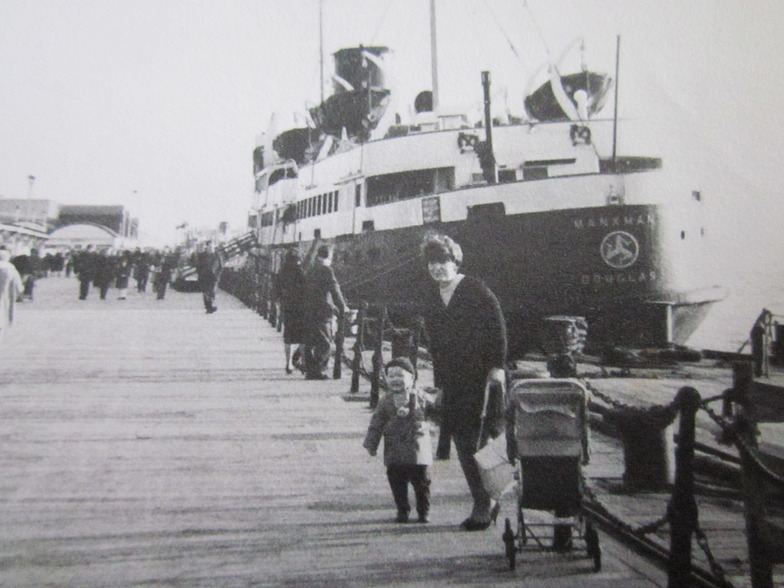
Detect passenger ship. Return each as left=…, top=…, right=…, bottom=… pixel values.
left=248, top=22, right=723, bottom=356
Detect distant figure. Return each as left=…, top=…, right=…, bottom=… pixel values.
left=133, top=248, right=149, bottom=293
left=421, top=233, right=507, bottom=531
left=154, top=247, right=177, bottom=300
left=74, top=245, right=98, bottom=300
left=363, top=357, right=436, bottom=523
left=195, top=241, right=223, bottom=313
left=278, top=249, right=308, bottom=374
left=304, top=244, right=347, bottom=380
left=115, top=252, right=132, bottom=300
left=0, top=248, right=24, bottom=341
left=93, top=250, right=115, bottom=300
left=11, top=248, right=40, bottom=302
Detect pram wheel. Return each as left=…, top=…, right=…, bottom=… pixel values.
left=503, top=518, right=516, bottom=570
left=585, top=522, right=601, bottom=572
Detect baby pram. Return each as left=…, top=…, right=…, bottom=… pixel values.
left=501, top=377, right=601, bottom=571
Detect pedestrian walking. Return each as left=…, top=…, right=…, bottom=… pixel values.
left=278, top=249, right=308, bottom=374
left=133, top=249, right=149, bottom=293
left=195, top=241, right=223, bottom=313
left=154, top=248, right=176, bottom=300
left=363, top=357, right=436, bottom=523
left=303, top=244, right=347, bottom=380
left=93, top=250, right=115, bottom=300
left=115, top=252, right=132, bottom=300
left=420, top=233, right=507, bottom=531
left=0, top=248, right=23, bottom=342
left=74, top=245, right=98, bottom=300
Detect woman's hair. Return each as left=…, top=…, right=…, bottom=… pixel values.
left=421, top=234, right=462, bottom=265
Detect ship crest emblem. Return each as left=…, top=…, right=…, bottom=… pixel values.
left=600, top=231, right=639, bottom=269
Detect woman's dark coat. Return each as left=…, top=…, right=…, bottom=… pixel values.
left=422, top=275, right=507, bottom=445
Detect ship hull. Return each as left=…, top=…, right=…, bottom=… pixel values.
left=260, top=200, right=722, bottom=357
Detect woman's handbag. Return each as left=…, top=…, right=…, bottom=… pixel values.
left=474, top=380, right=515, bottom=499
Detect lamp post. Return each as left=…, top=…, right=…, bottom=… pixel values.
left=27, top=175, right=35, bottom=225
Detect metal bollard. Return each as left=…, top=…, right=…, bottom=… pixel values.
left=667, top=386, right=701, bottom=588
left=351, top=302, right=367, bottom=394
left=333, top=310, right=345, bottom=380
left=751, top=322, right=766, bottom=377
left=369, top=306, right=386, bottom=409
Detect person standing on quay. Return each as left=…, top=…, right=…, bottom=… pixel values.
left=421, top=233, right=507, bottom=531
left=93, top=249, right=115, bottom=300
left=0, top=248, right=23, bottom=341
left=196, top=241, right=223, bottom=313
left=304, top=244, right=347, bottom=380
left=154, top=247, right=177, bottom=300
left=74, top=245, right=97, bottom=300
left=278, top=249, right=308, bottom=374
left=115, top=251, right=133, bottom=300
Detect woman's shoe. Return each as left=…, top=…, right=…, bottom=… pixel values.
left=460, top=502, right=500, bottom=531
left=285, top=366, right=293, bottom=374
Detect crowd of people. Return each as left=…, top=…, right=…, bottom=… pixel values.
left=0, top=245, right=182, bottom=304
left=71, top=246, right=180, bottom=301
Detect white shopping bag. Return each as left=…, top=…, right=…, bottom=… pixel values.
left=474, top=434, right=516, bottom=499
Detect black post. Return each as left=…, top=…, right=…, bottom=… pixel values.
left=369, top=305, right=386, bottom=409
left=751, top=322, right=766, bottom=377
left=667, top=386, right=701, bottom=588
left=481, top=71, right=496, bottom=184
left=351, top=302, right=367, bottom=394
left=411, top=315, right=424, bottom=381
left=333, top=309, right=345, bottom=380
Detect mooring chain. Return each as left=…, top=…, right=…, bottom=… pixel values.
left=695, top=525, right=731, bottom=586
left=583, top=484, right=670, bottom=538
left=584, top=380, right=679, bottom=425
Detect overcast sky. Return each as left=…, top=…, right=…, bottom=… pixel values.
left=1, top=0, right=783, bottom=255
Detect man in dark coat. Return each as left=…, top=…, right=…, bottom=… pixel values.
left=93, top=250, right=116, bottom=300
left=421, top=234, right=507, bottom=531
left=195, top=241, right=223, bottom=313
left=155, top=247, right=177, bottom=300
left=304, top=244, right=347, bottom=380
left=73, top=245, right=98, bottom=300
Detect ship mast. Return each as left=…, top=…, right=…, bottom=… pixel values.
left=319, top=0, right=325, bottom=104
left=430, top=0, right=439, bottom=114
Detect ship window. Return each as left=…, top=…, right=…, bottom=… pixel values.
left=327, top=192, right=333, bottom=213
left=362, top=220, right=375, bottom=232
left=355, top=184, right=362, bottom=207
left=314, top=228, right=321, bottom=239
left=522, top=165, right=548, bottom=181
left=498, top=169, right=516, bottom=183
left=366, top=167, right=454, bottom=207
left=467, top=202, right=505, bottom=220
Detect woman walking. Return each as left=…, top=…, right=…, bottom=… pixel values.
left=278, top=249, right=308, bottom=374
left=420, top=234, right=507, bottom=531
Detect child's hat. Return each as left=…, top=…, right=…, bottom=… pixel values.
left=385, top=357, right=415, bottom=376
